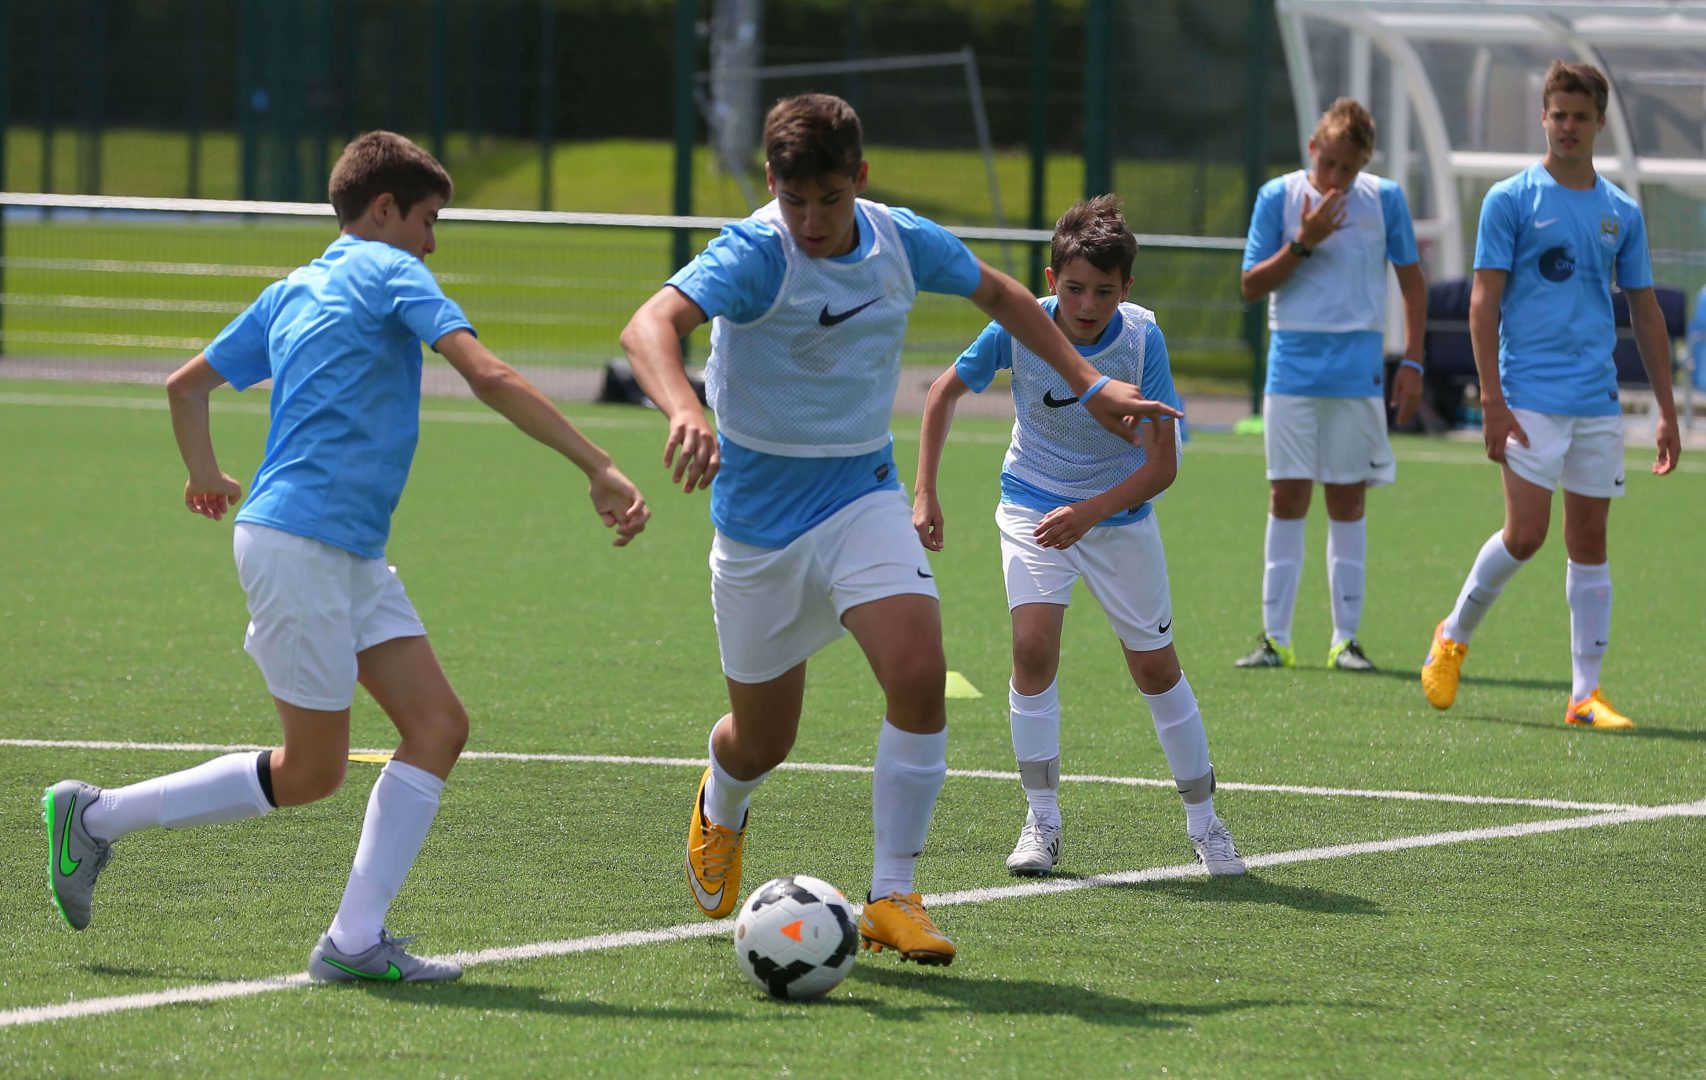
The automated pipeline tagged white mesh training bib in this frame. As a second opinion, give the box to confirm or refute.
[1268,170,1390,334]
[1004,301,1153,500]
[706,199,918,457]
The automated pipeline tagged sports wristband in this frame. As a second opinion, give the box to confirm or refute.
[1399,359,1425,375]
[1080,375,1112,403]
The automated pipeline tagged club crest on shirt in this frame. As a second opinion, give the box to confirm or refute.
[1600,214,1620,246]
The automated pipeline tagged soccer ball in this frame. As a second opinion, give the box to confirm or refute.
[733,875,859,1000]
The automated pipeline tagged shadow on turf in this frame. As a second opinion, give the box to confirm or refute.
[329,979,747,1020]
[1112,876,1382,915]
[844,963,1273,1025]
[1313,666,1571,694]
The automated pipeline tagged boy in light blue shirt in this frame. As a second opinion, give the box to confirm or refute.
[1422,63,1681,730]
[1236,98,1426,674]
[43,132,650,982]
[913,195,1244,879]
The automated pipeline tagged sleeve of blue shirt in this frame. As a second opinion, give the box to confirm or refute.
[1242,179,1286,272]
[665,221,785,324]
[1473,185,1519,272]
[387,254,475,346]
[1380,180,1419,266]
[890,207,982,296]
[1614,204,1654,291]
[952,320,1012,393]
[204,283,280,391]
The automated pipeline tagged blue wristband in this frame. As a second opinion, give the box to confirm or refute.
[1399,359,1425,375]
[1080,375,1112,403]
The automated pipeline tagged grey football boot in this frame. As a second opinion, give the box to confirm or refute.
[43,780,114,931]
[1190,817,1248,876]
[308,929,463,983]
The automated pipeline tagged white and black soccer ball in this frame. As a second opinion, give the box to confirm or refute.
[733,874,859,1000]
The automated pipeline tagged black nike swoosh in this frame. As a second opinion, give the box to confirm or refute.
[1042,390,1079,408]
[916,568,933,579]
[1158,620,1172,634]
[818,298,882,326]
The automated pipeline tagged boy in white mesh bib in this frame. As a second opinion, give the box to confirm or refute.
[620,94,1182,966]
[912,196,1244,880]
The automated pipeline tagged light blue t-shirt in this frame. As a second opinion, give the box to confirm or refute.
[206,234,474,558]
[1692,286,1706,391]
[668,205,981,548]
[1474,164,1652,417]
[1243,175,1417,397]
[955,297,1182,526]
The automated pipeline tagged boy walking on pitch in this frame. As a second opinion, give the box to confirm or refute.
[621,95,1181,965]
[1236,98,1426,671]
[43,132,650,980]
[1421,63,1680,728]
[912,195,1244,878]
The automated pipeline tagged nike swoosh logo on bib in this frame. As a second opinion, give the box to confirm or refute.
[818,298,882,326]
[1042,390,1079,408]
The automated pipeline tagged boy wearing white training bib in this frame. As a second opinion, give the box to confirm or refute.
[913,195,1245,878]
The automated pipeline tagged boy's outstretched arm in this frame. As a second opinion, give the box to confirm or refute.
[620,287,718,493]
[1034,418,1179,550]
[435,329,649,546]
[967,262,1182,443]
[912,367,974,551]
[165,354,243,521]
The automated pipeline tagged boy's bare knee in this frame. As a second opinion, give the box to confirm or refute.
[1503,528,1545,561]
[275,757,346,806]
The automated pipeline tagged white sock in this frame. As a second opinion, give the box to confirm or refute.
[1327,518,1367,647]
[869,721,947,900]
[1141,673,1216,833]
[1262,515,1306,646]
[1444,532,1528,644]
[83,751,273,842]
[1567,560,1612,701]
[702,723,767,829]
[1010,681,1061,829]
[327,760,444,954]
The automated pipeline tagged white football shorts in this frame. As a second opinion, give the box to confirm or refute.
[710,488,938,684]
[1503,408,1626,498]
[996,502,1174,652]
[233,523,426,711]
[1264,393,1396,488]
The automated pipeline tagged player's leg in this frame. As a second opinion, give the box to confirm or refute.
[690,527,834,919]
[45,523,351,931]
[842,591,955,964]
[1323,482,1374,669]
[1425,413,1559,708]
[1007,602,1067,874]
[996,501,1073,875]
[1559,414,1630,729]
[307,634,466,982]
[1240,395,1313,667]
[1320,395,1394,670]
[1078,513,1245,875]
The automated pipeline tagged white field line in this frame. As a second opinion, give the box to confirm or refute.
[1,797,1699,1030]
[0,738,1639,814]
[4,390,1701,471]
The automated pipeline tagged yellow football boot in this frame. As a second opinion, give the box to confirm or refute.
[686,767,744,919]
[1565,689,1635,731]
[1421,620,1468,710]
[858,892,955,966]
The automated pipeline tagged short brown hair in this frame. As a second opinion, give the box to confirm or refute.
[328,131,453,225]
[1050,195,1137,282]
[1543,60,1609,117]
[764,94,863,182]
[1313,97,1376,156]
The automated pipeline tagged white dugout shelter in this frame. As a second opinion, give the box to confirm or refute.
[1274,0,1706,285]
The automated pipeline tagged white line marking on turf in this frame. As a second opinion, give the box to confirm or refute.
[0,738,1641,813]
[2,798,1699,1029]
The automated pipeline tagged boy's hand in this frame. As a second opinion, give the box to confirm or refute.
[1390,364,1423,426]
[1654,414,1680,476]
[1084,382,1182,444]
[1480,399,1527,463]
[588,466,650,547]
[184,473,242,520]
[1033,501,1100,550]
[1298,190,1348,249]
[912,491,946,551]
[664,409,719,493]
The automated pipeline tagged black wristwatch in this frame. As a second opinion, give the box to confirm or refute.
[1288,239,1313,259]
